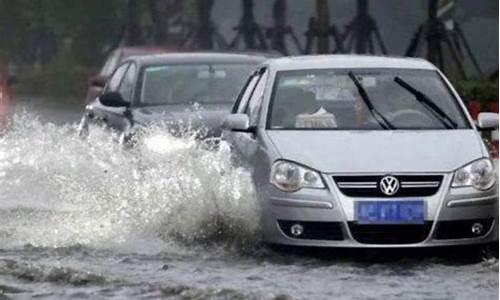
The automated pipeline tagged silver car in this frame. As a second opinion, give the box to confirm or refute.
[222,55,499,248]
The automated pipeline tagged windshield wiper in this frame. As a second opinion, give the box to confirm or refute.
[394,76,458,129]
[348,71,395,130]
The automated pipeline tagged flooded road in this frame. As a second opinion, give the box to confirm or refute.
[0,98,498,299]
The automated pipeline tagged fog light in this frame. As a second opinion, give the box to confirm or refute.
[471,223,484,236]
[290,224,304,237]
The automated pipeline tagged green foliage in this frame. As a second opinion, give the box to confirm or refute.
[0,0,32,61]
[51,0,127,65]
[18,50,93,98]
[0,0,126,66]
[453,79,499,105]
[0,0,127,98]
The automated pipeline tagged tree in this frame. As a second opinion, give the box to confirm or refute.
[127,0,144,46]
[229,0,267,50]
[148,0,168,44]
[195,0,215,49]
[342,0,387,54]
[0,0,33,63]
[267,0,303,55]
[315,0,330,53]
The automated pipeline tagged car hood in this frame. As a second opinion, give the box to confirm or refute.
[266,130,484,173]
[133,104,232,137]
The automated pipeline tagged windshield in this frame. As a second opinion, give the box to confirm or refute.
[268,69,470,130]
[141,64,255,105]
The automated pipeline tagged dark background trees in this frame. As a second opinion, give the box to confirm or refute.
[0,0,496,100]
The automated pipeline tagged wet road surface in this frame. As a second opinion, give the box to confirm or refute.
[0,97,497,299]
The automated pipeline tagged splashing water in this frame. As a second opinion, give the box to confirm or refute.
[0,111,260,252]
[0,107,497,300]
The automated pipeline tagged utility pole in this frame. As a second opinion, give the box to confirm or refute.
[315,0,330,54]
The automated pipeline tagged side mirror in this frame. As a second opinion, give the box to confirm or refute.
[477,112,499,130]
[99,92,130,108]
[88,74,107,88]
[222,114,251,132]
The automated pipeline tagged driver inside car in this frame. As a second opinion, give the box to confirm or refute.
[275,87,338,129]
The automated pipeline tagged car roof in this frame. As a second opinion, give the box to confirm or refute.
[126,52,268,66]
[266,55,437,71]
[118,46,177,57]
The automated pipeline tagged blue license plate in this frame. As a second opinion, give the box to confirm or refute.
[356,200,425,224]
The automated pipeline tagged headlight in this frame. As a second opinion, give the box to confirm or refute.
[452,158,496,191]
[270,160,325,192]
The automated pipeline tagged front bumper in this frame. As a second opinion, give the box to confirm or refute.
[260,173,499,248]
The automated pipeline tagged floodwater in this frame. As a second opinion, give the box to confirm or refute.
[0,98,498,300]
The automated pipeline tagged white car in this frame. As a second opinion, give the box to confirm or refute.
[222,55,499,248]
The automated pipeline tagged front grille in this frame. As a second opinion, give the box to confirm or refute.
[278,220,344,241]
[334,175,443,198]
[348,222,433,244]
[435,219,494,240]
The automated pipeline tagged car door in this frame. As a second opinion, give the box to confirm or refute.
[223,67,268,165]
[80,62,129,137]
[92,62,133,133]
[240,68,268,161]
[222,70,260,158]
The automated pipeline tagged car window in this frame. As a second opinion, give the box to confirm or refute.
[100,51,121,78]
[106,63,129,92]
[118,63,137,103]
[231,73,257,114]
[234,72,262,114]
[245,69,268,126]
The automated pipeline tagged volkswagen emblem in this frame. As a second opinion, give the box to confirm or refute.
[379,176,400,196]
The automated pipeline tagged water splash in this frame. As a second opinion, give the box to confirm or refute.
[0,111,260,252]
[0,258,108,285]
